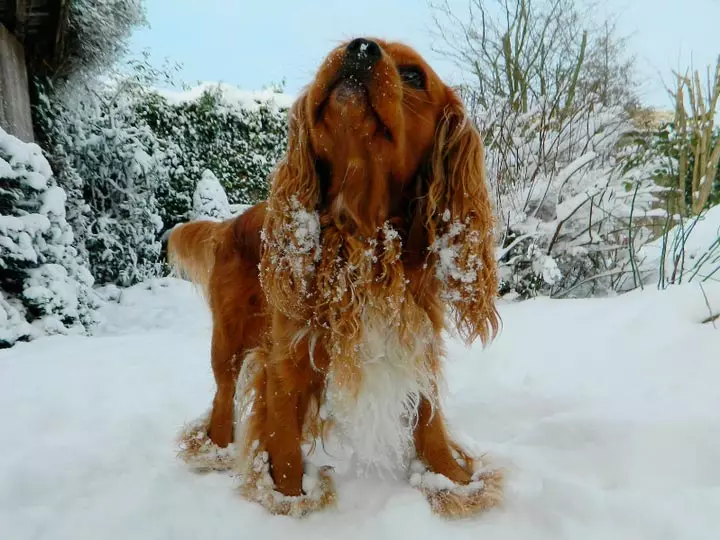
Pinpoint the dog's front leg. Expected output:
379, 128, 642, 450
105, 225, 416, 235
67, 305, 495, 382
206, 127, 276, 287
410, 345, 504, 519
413, 395, 473, 484
264, 365, 304, 496
238, 316, 335, 516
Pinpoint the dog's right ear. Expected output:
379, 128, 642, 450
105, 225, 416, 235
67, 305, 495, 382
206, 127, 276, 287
259, 94, 322, 319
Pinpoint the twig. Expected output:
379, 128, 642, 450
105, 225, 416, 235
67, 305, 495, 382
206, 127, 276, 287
496, 233, 537, 261
627, 183, 643, 290
553, 268, 632, 298
546, 194, 593, 254
698, 283, 718, 328
657, 210, 673, 289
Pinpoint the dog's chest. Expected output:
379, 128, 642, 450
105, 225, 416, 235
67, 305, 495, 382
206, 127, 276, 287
321, 309, 433, 471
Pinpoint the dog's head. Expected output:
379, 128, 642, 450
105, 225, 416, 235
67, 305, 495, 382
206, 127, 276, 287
305, 38, 458, 234
262, 39, 498, 345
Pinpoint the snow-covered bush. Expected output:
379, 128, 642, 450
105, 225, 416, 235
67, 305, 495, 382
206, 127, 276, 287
481, 98, 665, 298
0, 127, 99, 347
36, 76, 168, 287
432, 0, 671, 298
46, 0, 146, 84
631, 76, 720, 218
191, 170, 231, 221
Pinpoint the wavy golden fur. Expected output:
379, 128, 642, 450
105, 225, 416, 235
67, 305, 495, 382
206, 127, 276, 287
169, 38, 501, 518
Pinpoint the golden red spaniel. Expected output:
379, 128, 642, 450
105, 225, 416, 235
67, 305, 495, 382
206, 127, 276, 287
168, 38, 502, 518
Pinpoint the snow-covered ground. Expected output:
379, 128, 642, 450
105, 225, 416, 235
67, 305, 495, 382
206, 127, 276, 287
1, 279, 719, 539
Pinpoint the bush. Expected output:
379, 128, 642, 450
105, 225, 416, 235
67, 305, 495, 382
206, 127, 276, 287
192, 170, 231, 221
434, 0, 664, 298
485, 99, 665, 298
36, 74, 168, 287
0, 126, 99, 347
640, 58, 720, 216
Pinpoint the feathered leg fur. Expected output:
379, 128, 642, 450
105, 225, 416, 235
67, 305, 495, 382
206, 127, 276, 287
236, 315, 336, 516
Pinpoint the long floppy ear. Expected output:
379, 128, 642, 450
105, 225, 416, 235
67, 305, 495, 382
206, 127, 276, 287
424, 91, 500, 345
259, 94, 321, 319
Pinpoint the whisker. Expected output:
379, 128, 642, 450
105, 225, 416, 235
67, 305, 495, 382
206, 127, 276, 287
404, 93, 435, 106
402, 99, 432, 125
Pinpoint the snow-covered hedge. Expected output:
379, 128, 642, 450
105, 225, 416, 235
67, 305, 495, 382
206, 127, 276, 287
137, 82, 289, 228
35, 75, 289, 287
0, 127, 99, 347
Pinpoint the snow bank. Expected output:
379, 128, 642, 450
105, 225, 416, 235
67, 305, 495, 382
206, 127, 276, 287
1, 278, 718, 538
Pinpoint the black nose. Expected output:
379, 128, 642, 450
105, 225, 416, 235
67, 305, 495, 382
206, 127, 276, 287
343, 38, 381, 76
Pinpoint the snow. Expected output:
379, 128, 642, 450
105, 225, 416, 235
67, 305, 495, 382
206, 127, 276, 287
289, 202, 321, 256
0, 214, 51, 236
431, 220, 478, 285
531, 250, 563, 285
229, 203, 253, 216
157, 82, 294, 112
638, 204, 720, 285
0, 128, 52, 190
1, 278, 719, 539
40, 186, 68, 218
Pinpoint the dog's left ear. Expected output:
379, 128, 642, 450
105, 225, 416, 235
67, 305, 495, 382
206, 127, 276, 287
423, 90, 500, 345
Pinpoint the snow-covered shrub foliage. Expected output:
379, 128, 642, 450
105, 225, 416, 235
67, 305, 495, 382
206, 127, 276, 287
51, 0, 146, 84
0, 127, 99, 347
191, 170, 231, 221
36, 76, 168, 287
136, 83, 289, 228
434, 0, 668, 298
632, 116, 720, 216
479, 97, 666, 298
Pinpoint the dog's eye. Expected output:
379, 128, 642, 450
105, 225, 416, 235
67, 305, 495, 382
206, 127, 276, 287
399, 66, 426, 90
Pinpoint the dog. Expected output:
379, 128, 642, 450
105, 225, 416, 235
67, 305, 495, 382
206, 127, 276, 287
168, 38, 502, 518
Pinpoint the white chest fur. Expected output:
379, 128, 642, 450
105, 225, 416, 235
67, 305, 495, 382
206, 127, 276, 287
322, 309, 435, 473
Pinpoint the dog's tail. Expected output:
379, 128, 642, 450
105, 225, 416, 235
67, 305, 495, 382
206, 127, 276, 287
165, 220, 229, 297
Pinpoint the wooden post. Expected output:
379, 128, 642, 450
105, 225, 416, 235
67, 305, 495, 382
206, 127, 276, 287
0, 22, 34, 142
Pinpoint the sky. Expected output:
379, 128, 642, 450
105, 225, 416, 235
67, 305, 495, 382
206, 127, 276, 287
129, 0, 720, 109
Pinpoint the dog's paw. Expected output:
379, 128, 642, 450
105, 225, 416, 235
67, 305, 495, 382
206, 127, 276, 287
239, 452, 336, 517
409, 458, 503, 519
176, 412, 235, 472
